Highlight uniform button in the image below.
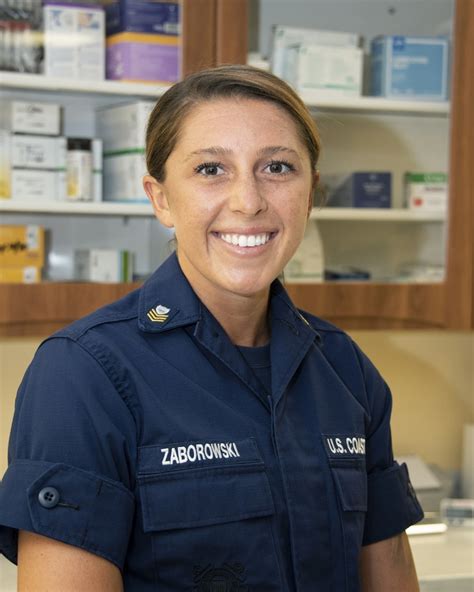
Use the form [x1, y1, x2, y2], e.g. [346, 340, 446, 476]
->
[38, 487, 60, 509]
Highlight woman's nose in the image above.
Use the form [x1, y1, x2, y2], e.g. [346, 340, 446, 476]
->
[227, 174, 268, 215]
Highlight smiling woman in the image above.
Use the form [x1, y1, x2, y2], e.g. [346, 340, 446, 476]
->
[0, 65, 422, 592]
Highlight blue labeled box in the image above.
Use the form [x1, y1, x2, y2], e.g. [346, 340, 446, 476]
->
[328, 172, 392, 208]
[370, 35, 449, 101]
[106, 0, 180, 36]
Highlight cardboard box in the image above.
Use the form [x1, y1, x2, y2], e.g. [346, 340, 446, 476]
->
[0, 266, 41, 283]
[371, 35, 450, 101]
[405, 172, 448, 211]
[43, 3, 105, 80]
[0, 131, 11, 199]
[271, 25, 360, 80]
[11, 135, 67, 170]
[327, 172, 392, 208]
[106, 32, 179, 83]
[296, 44, 363, 98]
[75, 248, 134, 282]
[0, 100, 62, 136]
[12, 169, 67, 202]
[96, 101, 154, 153]
[106, 0, 180, 36]
[0, 225, 45, 268]
[103, 152, 147, 202]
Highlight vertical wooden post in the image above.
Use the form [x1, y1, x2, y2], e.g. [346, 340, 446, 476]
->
[445, 0, 474, 328]
[215, 0, 248, 65]
[181, 0, 217, 77]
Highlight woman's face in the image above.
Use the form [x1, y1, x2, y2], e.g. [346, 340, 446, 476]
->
[144, 98, 315, 301]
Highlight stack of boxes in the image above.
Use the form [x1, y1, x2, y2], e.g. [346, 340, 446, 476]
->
[0, 99, 103, 203]
[105, 0, 180, 83]
[0, 100, 66, 201]
[270, 27, 450, 103]
[97, 100, 154, 202]
[43, 2, 106, 81]
[0, 224, 45, 283]
[271, 26, 363, 99]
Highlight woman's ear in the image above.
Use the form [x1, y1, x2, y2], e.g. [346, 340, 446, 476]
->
[143, 175, 174, 228]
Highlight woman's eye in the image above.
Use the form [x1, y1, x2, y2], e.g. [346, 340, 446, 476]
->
[195, 162, 224, 176]
[265, 161, 294, 174]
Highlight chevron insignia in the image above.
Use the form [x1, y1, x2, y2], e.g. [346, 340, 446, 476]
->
[147, 304, 171, 323]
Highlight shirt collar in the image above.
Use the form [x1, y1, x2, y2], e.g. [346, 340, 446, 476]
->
[138, 251, 321, 345]
[138, 251, 201, 333]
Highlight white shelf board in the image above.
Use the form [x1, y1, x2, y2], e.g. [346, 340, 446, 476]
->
[0, 202, 445, 222]
[302, 93, 449, 116]
[0, 200, 153, 216]
[0, 71, 170, 98]
[0, 73, 449, 115]
[310, 207, 445, 222]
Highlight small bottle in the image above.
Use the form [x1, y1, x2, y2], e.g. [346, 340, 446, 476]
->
[67, 138, 92, 201]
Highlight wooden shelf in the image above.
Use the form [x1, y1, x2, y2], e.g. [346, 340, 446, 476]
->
[0, 282, 142, 337]
[0, 280, 446, 336]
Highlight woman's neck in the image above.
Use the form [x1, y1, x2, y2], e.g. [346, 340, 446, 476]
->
[197, 283, 271, 347]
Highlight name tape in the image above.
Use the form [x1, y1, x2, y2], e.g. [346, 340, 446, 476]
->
[161, 441, 240, 466]
[323, 435, 366, 458]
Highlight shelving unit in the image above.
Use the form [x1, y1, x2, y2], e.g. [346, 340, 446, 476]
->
[1, 0, 473, 333]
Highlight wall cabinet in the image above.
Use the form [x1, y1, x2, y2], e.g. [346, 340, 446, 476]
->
[0, 0, 472, 334]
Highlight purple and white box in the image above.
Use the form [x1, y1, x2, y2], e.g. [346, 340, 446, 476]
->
[106, 32, 179, 82]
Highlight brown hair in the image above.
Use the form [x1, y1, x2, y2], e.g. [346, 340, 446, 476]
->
[145, 64, 321, 182]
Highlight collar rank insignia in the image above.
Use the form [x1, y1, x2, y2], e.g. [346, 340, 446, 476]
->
[147, 304, 171, 323]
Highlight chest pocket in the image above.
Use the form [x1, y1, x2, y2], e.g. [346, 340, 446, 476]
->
[137, 437, 282, 591]
[331, 462, 368, 592]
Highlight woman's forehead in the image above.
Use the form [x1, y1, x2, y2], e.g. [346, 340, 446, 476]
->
[173, 97, 305, 153]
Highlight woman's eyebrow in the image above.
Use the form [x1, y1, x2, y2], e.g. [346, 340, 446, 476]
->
[184, 146, 233, 162]
[257, 146, 300, 158]
[184, 145, 300, 162]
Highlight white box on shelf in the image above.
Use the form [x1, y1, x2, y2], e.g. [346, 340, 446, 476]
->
[12, 169, 66, 201]
[103, 152, 147, 202]
[296, 44, 363, 98]
[271, 25, 360, 79]
[74, 248, 134, 282]
[96, 101, 155, 153]
[92, 138, 103, 202]
[11, 135, 67, 170]
[405, 172, 448, 211]
[43, 2, 105, 80]
[0, 100, 62, 136]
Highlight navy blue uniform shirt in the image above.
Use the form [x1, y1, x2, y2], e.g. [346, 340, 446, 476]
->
[0, 252, 423, 591]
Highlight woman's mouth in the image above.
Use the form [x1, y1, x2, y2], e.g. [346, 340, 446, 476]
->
[215, 232, 276, 248]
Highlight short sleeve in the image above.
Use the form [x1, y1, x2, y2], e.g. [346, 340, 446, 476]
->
[0, 337, 138, 570]
[352, 342, 424, 546]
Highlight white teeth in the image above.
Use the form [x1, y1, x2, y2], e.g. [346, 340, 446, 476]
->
[219, 233, 271, 248]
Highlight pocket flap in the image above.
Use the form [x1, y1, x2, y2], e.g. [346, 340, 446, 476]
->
[138, 438, 274, 532]
[331, 466, 368, 512]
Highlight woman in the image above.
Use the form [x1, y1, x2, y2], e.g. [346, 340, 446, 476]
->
[0, 65, 422, 591]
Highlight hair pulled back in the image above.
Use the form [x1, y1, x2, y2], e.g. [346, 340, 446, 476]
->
[146, 64, 320, 182]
